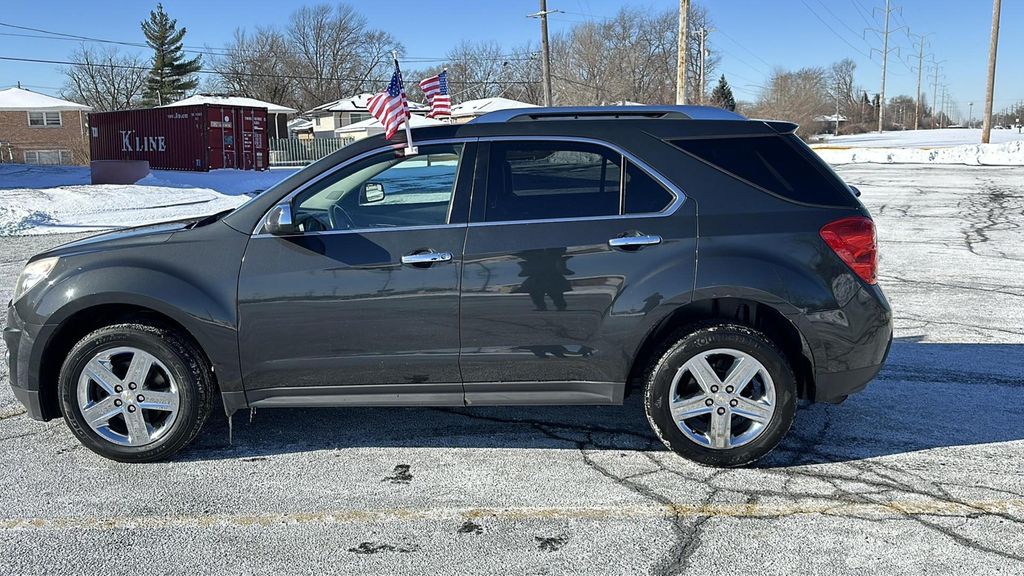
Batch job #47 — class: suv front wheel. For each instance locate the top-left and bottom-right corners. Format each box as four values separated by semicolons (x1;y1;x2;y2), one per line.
644;323;797;467
58;322;215;462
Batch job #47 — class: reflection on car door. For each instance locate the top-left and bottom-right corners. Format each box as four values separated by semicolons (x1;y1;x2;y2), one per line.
459;139;697;405
237;142;476;406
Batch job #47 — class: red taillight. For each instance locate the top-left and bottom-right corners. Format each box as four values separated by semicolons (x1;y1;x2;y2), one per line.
820;216;877;284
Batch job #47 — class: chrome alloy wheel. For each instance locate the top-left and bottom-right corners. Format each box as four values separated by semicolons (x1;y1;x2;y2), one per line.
76;346;180;447
668;348;776;450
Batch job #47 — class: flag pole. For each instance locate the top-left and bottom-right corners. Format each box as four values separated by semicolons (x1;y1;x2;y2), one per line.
394;51;418;156
443;67;453;124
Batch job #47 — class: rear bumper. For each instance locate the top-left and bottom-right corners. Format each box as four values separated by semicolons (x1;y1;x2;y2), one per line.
801;283;893;403
813;359;887;403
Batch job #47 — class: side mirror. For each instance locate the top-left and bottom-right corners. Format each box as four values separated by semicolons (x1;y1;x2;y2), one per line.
849;185;862;198
362;181;385;204
264;203;298;235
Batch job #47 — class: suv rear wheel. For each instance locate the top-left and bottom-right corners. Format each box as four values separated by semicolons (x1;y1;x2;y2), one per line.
644;323;797;467
58;322;214;462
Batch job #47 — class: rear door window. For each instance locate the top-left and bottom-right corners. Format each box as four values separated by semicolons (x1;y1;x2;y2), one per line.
485;141;621;222
484;141;677;222
624;160;675;214
671;135;856;206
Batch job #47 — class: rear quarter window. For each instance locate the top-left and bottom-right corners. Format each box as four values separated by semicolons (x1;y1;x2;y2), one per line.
670;135;857;207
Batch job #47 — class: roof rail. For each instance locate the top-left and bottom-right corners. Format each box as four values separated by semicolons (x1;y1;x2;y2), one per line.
469;105;747;124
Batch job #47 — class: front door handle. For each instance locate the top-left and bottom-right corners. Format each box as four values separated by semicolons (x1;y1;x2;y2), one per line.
608;234;662;250
401;250;453;266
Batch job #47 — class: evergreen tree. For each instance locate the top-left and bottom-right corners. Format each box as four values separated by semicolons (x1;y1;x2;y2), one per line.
141;3;201;105
709;75;736;111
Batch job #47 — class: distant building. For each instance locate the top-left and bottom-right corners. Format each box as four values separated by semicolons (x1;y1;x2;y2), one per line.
0;87;91;165
162;94;297;139
449;97;538;124
287;117;314;140
335;114;446;141
306;94;427;139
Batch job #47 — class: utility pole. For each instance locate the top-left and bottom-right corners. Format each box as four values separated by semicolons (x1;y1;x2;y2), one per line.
876;0;892;131
529;1;558;107
981;0;1001;143
871;0;897;133
834;77;841;136
676;0;690;104
697;27;711;105
969;101;974;129
940;87;947;128
910;32;930;130
929;59;943;129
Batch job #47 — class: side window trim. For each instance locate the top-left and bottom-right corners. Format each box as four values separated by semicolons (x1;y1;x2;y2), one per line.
252;138;478;236
468;136;685;227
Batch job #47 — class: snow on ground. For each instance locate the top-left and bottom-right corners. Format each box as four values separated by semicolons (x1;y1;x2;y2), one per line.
817;127;1024;148
1;163;1023;574
812;128;1024;166
0;164;296;235
837;163;1024;345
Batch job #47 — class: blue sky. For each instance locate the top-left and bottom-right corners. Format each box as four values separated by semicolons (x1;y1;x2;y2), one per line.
1;0;1020;117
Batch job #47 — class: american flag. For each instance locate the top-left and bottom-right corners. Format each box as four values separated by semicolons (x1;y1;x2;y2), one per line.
367;62;410;140
419;71;451;118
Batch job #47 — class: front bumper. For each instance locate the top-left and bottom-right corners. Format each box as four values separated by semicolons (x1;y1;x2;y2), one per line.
5;303;49;421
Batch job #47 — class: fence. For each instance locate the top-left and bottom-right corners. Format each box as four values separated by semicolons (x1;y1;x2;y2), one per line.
269;137;355;167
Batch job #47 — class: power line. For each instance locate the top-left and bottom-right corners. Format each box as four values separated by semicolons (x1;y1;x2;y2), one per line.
714;28;773;70
814;0;875;52
0;21;531;63
0;55;540;87
799;0;879;65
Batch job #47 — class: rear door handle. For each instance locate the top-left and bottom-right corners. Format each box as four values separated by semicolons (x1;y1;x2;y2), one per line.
608;235;662;249
401;250;453;266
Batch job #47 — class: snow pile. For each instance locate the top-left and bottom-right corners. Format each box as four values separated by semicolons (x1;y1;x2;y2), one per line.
0;184;245;236
0;164;294;236
814;139;1024;166
816;127;1023;148
137;168;296;196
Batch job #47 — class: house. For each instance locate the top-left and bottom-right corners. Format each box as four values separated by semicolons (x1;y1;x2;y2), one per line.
162;94;297;139
0;87;91;165
307;93;427;138
449;97;538;124
334;113;446;141
287;117;314;140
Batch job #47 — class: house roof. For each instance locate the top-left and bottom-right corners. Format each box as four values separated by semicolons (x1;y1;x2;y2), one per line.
288;117;314;131
0;87;91;112
334;113;445;134
309;93;428;115
161;94;298;114
450;97;537;118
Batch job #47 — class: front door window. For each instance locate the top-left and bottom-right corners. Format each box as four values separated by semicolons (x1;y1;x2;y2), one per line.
292;144;463;232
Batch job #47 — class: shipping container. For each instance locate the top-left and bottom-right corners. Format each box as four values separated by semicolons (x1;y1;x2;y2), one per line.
88;104;269;171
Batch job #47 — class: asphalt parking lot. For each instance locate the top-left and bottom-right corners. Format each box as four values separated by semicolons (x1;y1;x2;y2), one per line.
2;164;1023;575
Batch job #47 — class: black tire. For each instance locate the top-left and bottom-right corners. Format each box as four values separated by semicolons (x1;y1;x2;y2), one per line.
643;322;797;467
58;322;214;463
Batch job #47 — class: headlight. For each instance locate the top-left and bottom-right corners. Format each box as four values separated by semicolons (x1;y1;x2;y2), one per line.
13;257;59;303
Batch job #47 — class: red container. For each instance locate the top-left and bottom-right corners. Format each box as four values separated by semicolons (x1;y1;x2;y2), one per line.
88;104;269;171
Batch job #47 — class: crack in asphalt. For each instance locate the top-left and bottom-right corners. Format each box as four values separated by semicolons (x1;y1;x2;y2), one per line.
433;405;1024;570
960;181;1024;261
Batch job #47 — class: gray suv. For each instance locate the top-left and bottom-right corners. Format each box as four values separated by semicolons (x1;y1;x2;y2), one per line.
5;106;892;467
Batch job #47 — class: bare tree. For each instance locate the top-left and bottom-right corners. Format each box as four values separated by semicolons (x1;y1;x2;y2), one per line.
285;4;400;110
827;58;857;121
544;4;713;105
210;28;297;109
61;45;148;111
751;67;831;139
